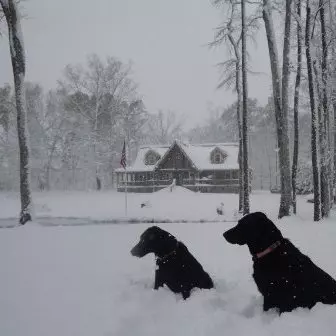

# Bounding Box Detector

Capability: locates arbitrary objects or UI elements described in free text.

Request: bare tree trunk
[305,0,321,221]
[263,0,292,218]
[238,120,244,212]
[314,60,328,218]
[292,0,302,215]
[93,89,101,191]
[234,58,244,212]
[1,0,33,224]
[227,16,244,213]
[280,0,293,218]
[44,133,61,190]
[334,100,336,198]
[329,0,336,201]
[319,0,330,216]
[241,0,250,215]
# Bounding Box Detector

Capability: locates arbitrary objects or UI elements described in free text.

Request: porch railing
[118,179,172,187]
[118,178,239,187]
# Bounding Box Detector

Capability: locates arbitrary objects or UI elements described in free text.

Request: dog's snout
[130,244,140,257]
[223,227,243,245]
[131,241,147,258]
[223,229,234,243]
[130,246,136,256]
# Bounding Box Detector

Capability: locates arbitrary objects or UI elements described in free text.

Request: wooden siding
[156,143,195,170]
[116,169,240,193]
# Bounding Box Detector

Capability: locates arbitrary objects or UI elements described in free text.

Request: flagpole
[125,164,128,217]
[120,139,128,217]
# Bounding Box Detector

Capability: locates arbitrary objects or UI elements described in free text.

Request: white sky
[0,0,273,127]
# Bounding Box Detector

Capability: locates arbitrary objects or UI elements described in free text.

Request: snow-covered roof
[180,143,239,170]
[115,141,239,172]
[115,145,169,172]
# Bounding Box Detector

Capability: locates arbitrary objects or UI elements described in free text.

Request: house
[115,141,242,193]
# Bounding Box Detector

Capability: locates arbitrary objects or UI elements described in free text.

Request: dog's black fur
[223,212,336,313]
[131,226,214,299]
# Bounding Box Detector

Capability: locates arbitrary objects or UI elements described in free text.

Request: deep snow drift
[1,189,336,336]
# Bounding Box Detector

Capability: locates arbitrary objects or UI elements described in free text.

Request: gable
[114,142,239,173]
[156,143,195,170]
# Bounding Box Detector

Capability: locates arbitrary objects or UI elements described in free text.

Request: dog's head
[131,226,177,258]
[223,212,283,254]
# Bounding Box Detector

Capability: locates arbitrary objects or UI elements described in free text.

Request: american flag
[120,141,127,169]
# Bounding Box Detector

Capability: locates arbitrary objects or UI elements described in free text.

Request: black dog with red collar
[224,212,336,313]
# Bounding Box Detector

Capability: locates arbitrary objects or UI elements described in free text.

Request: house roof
[115,141,239,172]
[115,145,169,172]
[181,143,239,170]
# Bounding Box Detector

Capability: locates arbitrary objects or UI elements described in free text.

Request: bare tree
[241,0,250,215]
[305,0,321,221]
[329,0,336,198]
[0,84,17,189]
[120,99,147,161]
[211,0,259,212]
[0,0,33,224]
[211,1,244,212]
[34,89,70,190]
[59,54,136,190]
[262,0,292,218]
[319,0,330,217]
[145,110,184,145]
[292,0,302,214]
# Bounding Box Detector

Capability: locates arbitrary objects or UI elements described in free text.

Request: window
[210,148,227,164]
[147,154,157,165]
[214,153,222,164]
[145,151,160,165]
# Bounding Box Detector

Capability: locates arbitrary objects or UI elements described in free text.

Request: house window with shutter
[210,148,227,164]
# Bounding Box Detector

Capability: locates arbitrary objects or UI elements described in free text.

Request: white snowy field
[0,187,314,225]
[1,189,336,336]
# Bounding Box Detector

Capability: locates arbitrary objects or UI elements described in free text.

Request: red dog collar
[254,240,282,260]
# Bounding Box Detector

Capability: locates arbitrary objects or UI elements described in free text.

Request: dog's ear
[239,212,267,226]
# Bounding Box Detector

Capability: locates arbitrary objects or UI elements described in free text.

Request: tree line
[0,55,186,192]
[212,0,336,220]
[2,0,336,222]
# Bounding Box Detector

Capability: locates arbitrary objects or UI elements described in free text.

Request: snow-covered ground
[1,189,336,335]
[0,187,313,225]
[1,187,240,225]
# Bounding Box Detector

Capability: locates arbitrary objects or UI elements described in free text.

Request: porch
[116,169,240,193]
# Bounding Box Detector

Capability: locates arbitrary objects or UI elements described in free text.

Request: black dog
[223,212,336,313]
[131,226,214,299]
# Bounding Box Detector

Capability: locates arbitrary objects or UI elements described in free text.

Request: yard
[1,188,336,336]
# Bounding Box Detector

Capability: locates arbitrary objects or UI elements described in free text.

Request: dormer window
[145,150,160,166]
[210,148,227,164]
[214,152,222,164]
